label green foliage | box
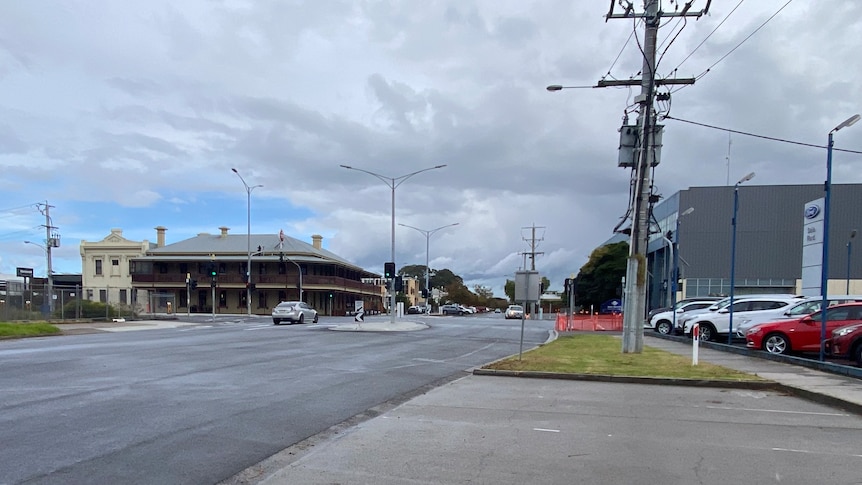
[56,300,124,320]
[575,241,629,309]
[504,279,515,302]
[483,334,762,380]
[0,322,61,338]
[398,264,427,282]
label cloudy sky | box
[1,0,861,296]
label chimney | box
[312,234,323,250]
[111,228,122,237]
[219,226,230,238]
[155,226,167,247]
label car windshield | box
[277,302,300,308]
[510,306,523,311]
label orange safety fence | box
[555,312,624,332]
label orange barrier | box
[555,313,623,332]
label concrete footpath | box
[222,334,862,485]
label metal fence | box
[0,282,142,322]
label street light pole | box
[821,114,860,361]
[24,240,50,313]
[398,222,459,312]
[847,230,857,295]
[340,164,447,324]
[670,207,694,335]
[728,172,755,344]
[232,168,263,317]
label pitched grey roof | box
[141,232,370,273]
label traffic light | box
[208,263,217,278]
[394,275,403,292]
[329,292,333,298]
[191,279,198,290]
[564,278,571,294]
[384,262,395,278]
[421,288,428,298]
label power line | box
[604,24,638,79]
[672,0,793,94]
[670,0,746,75]
[663,115,862,154]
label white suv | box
[649,300,718,335]
[684,296,802,341]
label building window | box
[278,290,287,302]
[159,263,168,274]
[239,291,247,308]
[99,289,107,302]
[258,291,268,309]
[180,263,188,274]
[95,259,103,275]
[278,263,286,274]
[259,264,267,275]
[219,290,227,308]
[112,259,119,266]
[218,263,226,274]
[180,290,188,307]
[119,289,127,304]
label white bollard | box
[692,323,700,366]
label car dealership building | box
[608,183,862,311]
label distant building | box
[80,228,152,311]
[129,226,383,315]
[607,184,862,311]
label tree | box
[473,285,493,300]
[575,241,629,310]
[504,279,515,303]
[430,268,461,289]
[399,264,426,281]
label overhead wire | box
[670,0,746,75]
[663,115,862,155]
[671,0,793,94]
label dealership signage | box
[800,198,824,296]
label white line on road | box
[703,405,848,417]
[772,447,862,458]
[533,428,560,433]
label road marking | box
[412,358,446,363]
[533,428,560,433]
[772,448,862,458]
[244,325,274,331]
[703,405,849,417]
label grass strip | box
[484,334,762,381]
[0,322,62,338]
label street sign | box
[16,267,33,278]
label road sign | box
[16,267,33,278]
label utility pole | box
[604,1,707,352]
[520,224,545,315]
[37,201,58,314]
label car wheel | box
[697,323,715,342]
[655,320,672,335]
[313,314,318,324]
[273,319,280,325]
[852,343,862,366]
[763,333,790,354]
[298,314,304,324]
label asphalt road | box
[0,313,553,485]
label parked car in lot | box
[675,294,804,335]
[272,301,318,325]
[441,304,464,315]
[505,305,524,319]
[828,321,862,365]
[735,295,862,338]
[407,305,423,314]
[648,300,719,335]
[746,302,862,355]
[684,296,803,341]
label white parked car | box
[674,294,802,335]
[684,296,803,341]
[272,301,318,325]
[648,300,718,335]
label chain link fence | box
[0,282,143,322]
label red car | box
[828,322,862,365]
[746,303,862,355]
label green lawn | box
[0,322,62,338]
[483,334,762,381]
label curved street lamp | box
[232,168,263,316]
[728,172,755,344]
[820,113,861,361]
[340,164,447,323]
[398,222,459,312]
